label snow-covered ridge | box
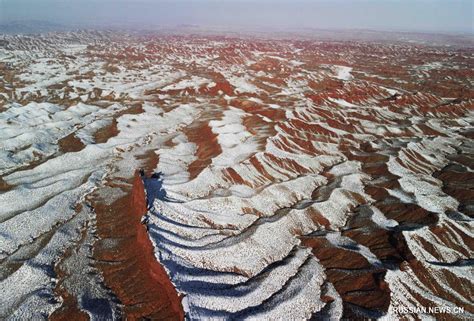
[0,32,473,320]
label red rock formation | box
[91,173,184,320]
[58,133,86,153]
[184,122,222,180]
[300,236,391,318]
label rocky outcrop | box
[91,172,184,320]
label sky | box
[0,0,472,34]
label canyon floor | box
[0,31,473,320]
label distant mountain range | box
[1,20,472,49]
[0,20,72,34]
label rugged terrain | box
[0,31,473,320]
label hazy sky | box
[0,0,472,33]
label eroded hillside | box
[0,32,473,320]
